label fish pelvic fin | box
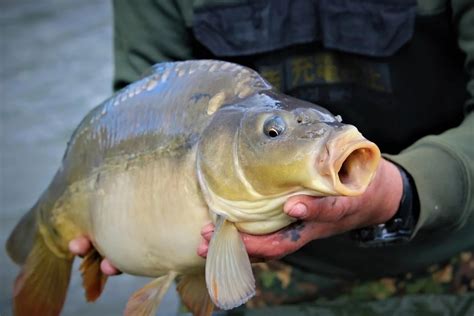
[6,205,38,265]
[79,248,108,302]
[124,271,177,316]
[13,233,73,316]
[177,273,214,316]
[205,215,255,310]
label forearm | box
[385,1,474,234]
[386,111,474,233]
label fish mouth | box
[320,126,381,196]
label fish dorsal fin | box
[205,215,255,310]
[124,271,177,316]
[177,273,214,316]
[79,248,108,302]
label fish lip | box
[323,127,381,196]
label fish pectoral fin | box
[124,271,177,316]
[205,215,255,310]
[177,272,214,316]
[79,248,108,302]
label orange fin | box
[124,271,177,316]
[13,234,73,316]
[79,248,108,302]
[177,273,214,316]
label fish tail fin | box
[13,232,73,316]
[6,204,39,265]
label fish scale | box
[6,60,381,316]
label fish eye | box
[263,115,286,138]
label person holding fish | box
[10,0,472,315]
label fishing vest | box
[191,0,468,155]
[190,0,470,278]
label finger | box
[284,195,357,222]
[240,222,316,260]
[200,223,215,241]
[100,259,122,276]
[68,236,92,256]
[197,239,209,258]
[197,231,268,261]
[308,206,386,238]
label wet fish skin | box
[6,60,381,315]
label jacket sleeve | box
[112,0,193,90]
[387,0,474,233]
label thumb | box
[284,195,355,222]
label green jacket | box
[112,0,474,290]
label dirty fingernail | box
[288,203,307,218]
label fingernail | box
[288,203,307,218]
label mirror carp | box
[6,60,381,315]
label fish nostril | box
[295,111,310,124]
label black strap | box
[351,164,420,247]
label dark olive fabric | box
[192,1,466,154]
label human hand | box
[197,158,403,260]
[69,236,121,276]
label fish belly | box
[88,156,209,277]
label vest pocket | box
[319,0,417,57]
[193,0,416,58]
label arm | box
[387,0,474,233]
[74,1,474,266]
[199,0,474,259]
[198,158,403,259]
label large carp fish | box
[7,60,381,316]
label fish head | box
[197,91,381,234]
[237,93,381,197]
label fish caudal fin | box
[177,273,214,316]
[124,271,177,316]
[80,248,108,301]
[6,207,38,265]
[13,234,73,316]
[205,216,255,310]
